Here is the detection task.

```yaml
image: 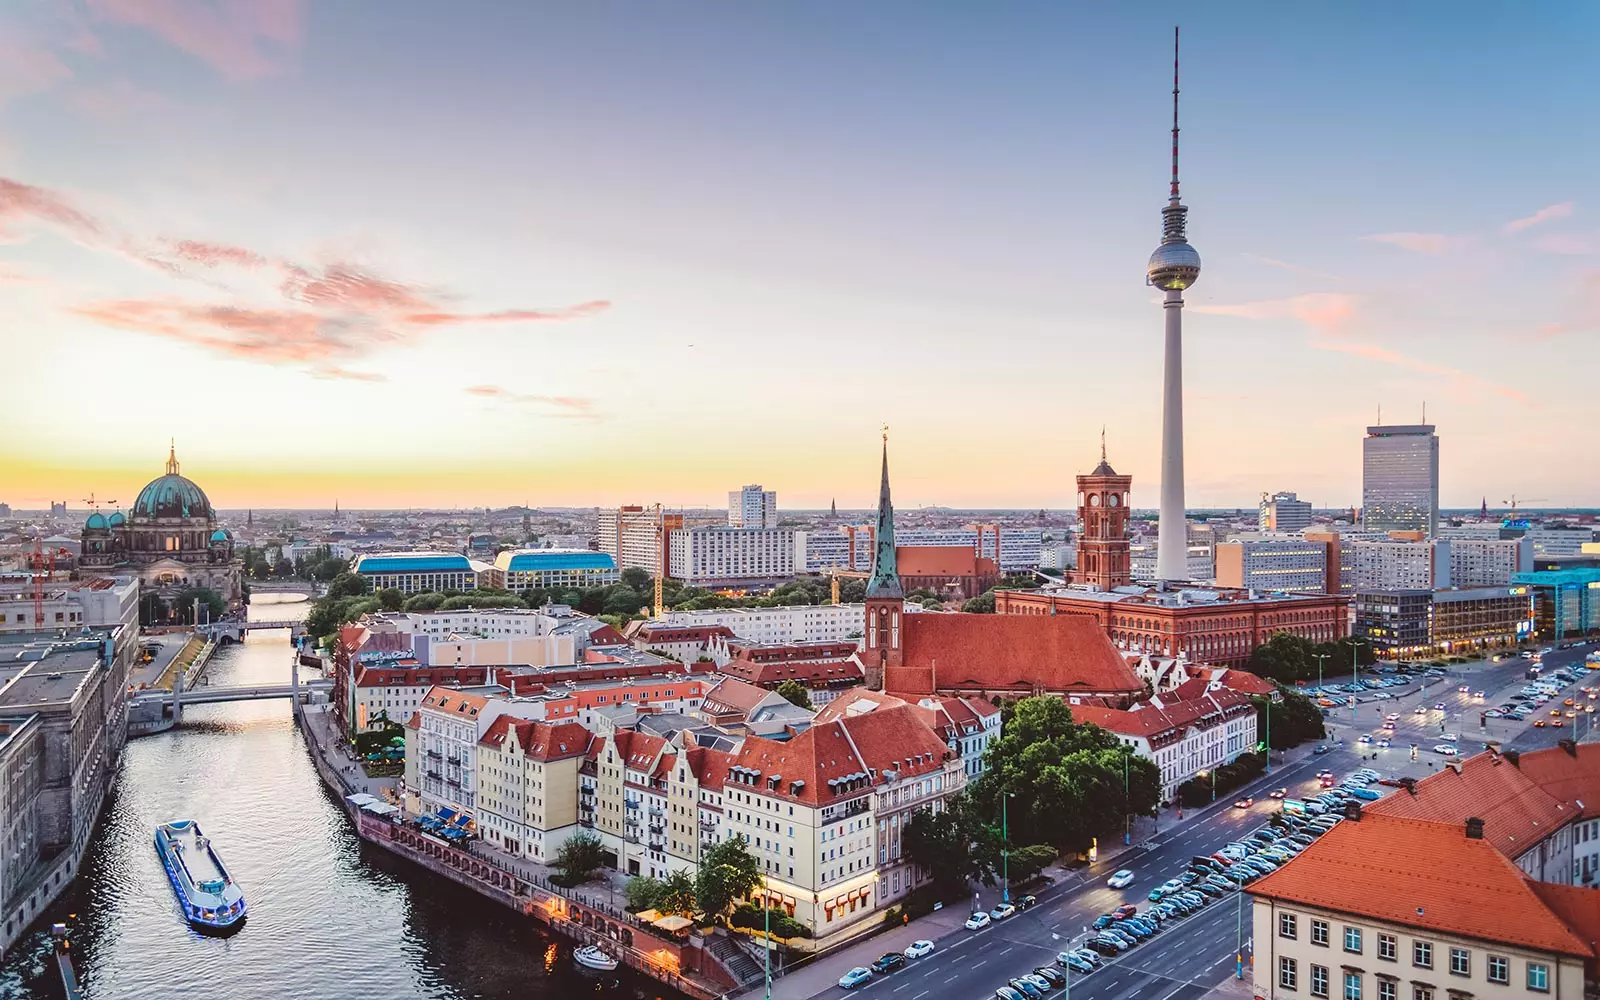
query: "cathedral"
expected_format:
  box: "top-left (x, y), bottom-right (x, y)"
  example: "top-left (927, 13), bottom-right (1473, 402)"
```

top-left (79, 444), bottom-right (244, 617)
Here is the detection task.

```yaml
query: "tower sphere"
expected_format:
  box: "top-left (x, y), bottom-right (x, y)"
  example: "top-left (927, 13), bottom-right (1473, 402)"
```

top-left (1147, 241), bottom-right (1201, 291)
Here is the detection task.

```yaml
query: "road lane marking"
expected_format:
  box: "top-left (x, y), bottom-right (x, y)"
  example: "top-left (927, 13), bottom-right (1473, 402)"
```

top-left (894, 985), bottom-right (910, 992)
top-left (912, 993), bottom-right (927, 1000)
top-left (998, 947), bottom-right (1013, 956)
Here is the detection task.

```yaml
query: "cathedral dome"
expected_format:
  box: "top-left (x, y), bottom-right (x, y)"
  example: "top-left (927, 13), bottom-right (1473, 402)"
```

top-left (210, 528), bottom-right (231, 542)
top-left (133, 474), bottom-right (214, 521)
top-left (85, 512), bottom-right (108, 531)
top-left (107, 511), bottom-right (125, 528)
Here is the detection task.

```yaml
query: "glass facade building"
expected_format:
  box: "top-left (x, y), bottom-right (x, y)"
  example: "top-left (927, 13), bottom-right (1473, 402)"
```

top-left (1362, 424), bottom-right (1439, 536)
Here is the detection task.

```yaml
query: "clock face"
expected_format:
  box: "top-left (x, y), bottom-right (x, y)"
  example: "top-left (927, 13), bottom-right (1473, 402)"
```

top-left (1089, 495), bottom-right (1101, 507)
top-left (1108, 494), bottom-right (1120, 507)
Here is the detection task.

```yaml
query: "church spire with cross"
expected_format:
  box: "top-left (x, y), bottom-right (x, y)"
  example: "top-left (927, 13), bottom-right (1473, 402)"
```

top-left (865, 426), bottom-right (902, 600)
top-left (165, 438), bottom-right (180, 476)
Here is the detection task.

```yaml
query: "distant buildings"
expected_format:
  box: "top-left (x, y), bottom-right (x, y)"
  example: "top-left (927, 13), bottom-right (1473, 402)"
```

top-left (1347, 538), bottom-right (1451, 590)
top-left (1072, 688), bottom-right (1259, 802)
top-left (667, 525), bottom-right (804, 586)
top-left (1512, 567), bottom-right (1600, 641)
top-left (492, 548), bottom-right (619, 592)
top-left (803, 525), bottom-right (1043, 575)
top-left (1449, 536), bottom-right (1533, 587)
top-left (1361, 423), bottom-right (1440, 536)
top-left (351, 552), bottom-right (494, 594)
top-left (597, 506), bottom-right (683, 576)
top-left (1351, 586), bottom-right (1534, 658)
top-left (625, 603), bottom-right (892, 649)
top-left (1215, 536), bottom-right (1328, 594)
top-left (1257, 491), bottom-right (1313, 532)
top-left (728, 484), bottom-right (778, 529)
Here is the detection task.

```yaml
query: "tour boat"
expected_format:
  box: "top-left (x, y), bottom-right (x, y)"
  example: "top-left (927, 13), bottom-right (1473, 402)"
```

top-left (154, 820), bottom-right (247, 932)
top-left (573, 944), bottom-right (619, 971)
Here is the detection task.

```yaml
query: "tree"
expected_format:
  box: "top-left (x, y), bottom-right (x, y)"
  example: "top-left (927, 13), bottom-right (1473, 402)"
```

top-left (775, 680), bottom-right (813, 710)
top-left (1007, 843), bottom-right (1059, 883)
top-left (962, 590), bottom-right (997, 614)
top-left (403, 592), bottom-right (446, 612)
top-left (311, 557), bottom-right (349, 582)
top-left (695, 837), bottom-right (762, 916)
top-left (326, 572), bottom-right (370, 600)
top-left (602, 586), bottom-right (649, 616)
top-left (660, 868), bottom-right (696, 915)
top-left (272, 557), bottom-right (295, 578)
top-left (968, 697), bottom-right (1161, 852)
top-left (626, 876), bottom-right (666, 912)
top-left (621, 567), bottom-right (652, 593)
top-left (375, 588), bottom-right (406, 612)
top-left (1257, 686), bottom-right (1327, 749)
top-left (902, 796), bottom-right (994, 894)
top-left (174, 586), bottom-right (226, 624)
top-left (554, 831), bottom-right (608, 883)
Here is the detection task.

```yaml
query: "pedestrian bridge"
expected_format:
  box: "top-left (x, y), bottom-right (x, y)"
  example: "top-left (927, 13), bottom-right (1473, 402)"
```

top-left (200, 620), bottom-right (307, 640)
top-left (131, 678), bottom-right (332, 707)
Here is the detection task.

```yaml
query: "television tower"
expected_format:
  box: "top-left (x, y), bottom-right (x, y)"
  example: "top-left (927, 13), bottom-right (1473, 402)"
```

top-left (1147, 26), bottom-right (1201, 583)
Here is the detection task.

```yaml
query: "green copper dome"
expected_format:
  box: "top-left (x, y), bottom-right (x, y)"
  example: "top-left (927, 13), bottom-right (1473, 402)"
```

top-left (133, 443), bottom-right (214, 521)
top-left (107, 511), bottom-right (126, 528)
top-left (85, 512), bottom-right (108, 530)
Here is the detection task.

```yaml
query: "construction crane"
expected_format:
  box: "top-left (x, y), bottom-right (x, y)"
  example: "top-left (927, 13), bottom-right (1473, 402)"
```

top-left (652, 503), bottom-right (666, 618)
top-left (826, 564), bottom-right (841, 606)
top-left (1502, 496), bottom-right (1549, 514)
top-left (82, 493), bottom-right (117, 512)
top-left (26, 538), bottom-right (53, 630)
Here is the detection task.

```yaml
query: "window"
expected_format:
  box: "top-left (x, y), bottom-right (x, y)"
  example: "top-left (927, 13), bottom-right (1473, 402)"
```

top-left (1377, 935), bottom-right (1397, 962)
top-left (1487, 956), bottom-right (1509, 985)
top-left (1413, 941), bottom-right (1432, 969)
top-left (1527, 963), bottom-right (1549, 992)
top-left (1379, 983), bottom-right (1396, 1000)
top-left (1311, 965), bottom-right (1330, 999)
top-left (1281, 913), bottom-right (1299, 939)
top-left (1448, 948), bottom-right (1469, 977)
top-left (1345, 927), bottom-right (1363, 953)
top-left (1281, 957), bottom-right (1299, 990)
top-left (1312, 920), bottom-right (1330, 947)
top-left (1344, 972), bottom-right (1362, 1000)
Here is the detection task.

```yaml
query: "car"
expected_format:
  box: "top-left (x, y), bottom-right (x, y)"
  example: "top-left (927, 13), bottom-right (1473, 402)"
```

top-left (1349, 787), bottom-right (1382, 801)
top-left (965, 911), bottom-right (992, 931)
top-left (1234, 797), bottom-right (1255, 808)
top-left (1113, 904), bottom-right (1139, 919)
top-left (1302, 801), bottom-right (1327, 815)
top-left (1433, 703), bottom-right (1447, 710)
top-left (1458, 685), bottom-right (1471, 693)
top-left (1358, 735), bottom-right (1373, 744)
top-left (1008, 978), bottom-right (1047, 999)
top-left (1474, 690), bottom-right (1486, 698)
top-left (1071, 949), bottom-right (1104, 968)
top-left (1023, 973), bottom-right (1058, 992)
top-left (1376, 738), bottom-right (1391, 748)
top-left (1441, 733), bottom-right (1459, 742)
top-left (1382, 721), bottom-right (1397, 730)
top-left (1567, 698), bottom-right (1577, 707)
top-left (872, 953), bottom-right (907, 974)
top-left (1018, 894), bottom-right (1039, 910)
top-left (1119, 919), bottom-right (1153, 939)
top-left (1107, 869), bottom-right (1136, 889)
top-left (1313, 744), bottom-right (1330, 755)
top-left (991, 902), bottom-right (1017, 921)
top-left (1160, 877), bottom-right (1185, 893)
top-left (995, 988), bottom-right (1027, 1000)
top-left (1034, 966), bottom-right (1067, 986)
top-left (1059, 953), bottom-right (1095, 974)
top-left (1486, 710), bottom-right (1505, 718)
top-left (1554, 709), bottom-right (1565, 717)
top-left (1148, 887), bottom-right (1169, 901)
top-left (1554, 720), bottom-right (1566, 727)
top-left (1103, 927), bottom-right (1137, 947)
top-left (1434, 744), bottom-right (1459, 755)
top-left (1534, 720), bottom-right (1548, 728)
top-left (904, 940), bottom-right (935, 959)
top-left (1385, 713), bottom-right (1400, 721)
top-left (1091, 934), bottom-right (1129, 954)
top-left (1413, 706), bottom-right (1428, 715)
top-left (839, 967), bottom-right (873, 989)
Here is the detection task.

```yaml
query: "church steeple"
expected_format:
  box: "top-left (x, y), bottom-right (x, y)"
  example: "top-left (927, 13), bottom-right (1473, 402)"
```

top-left (165, 439), bottom-right (180, 476)
top-left (865, 428), bottom-right (902, 600)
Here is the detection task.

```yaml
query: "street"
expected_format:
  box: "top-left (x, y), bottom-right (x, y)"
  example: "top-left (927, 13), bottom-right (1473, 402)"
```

top-left (795, 642), bottom-right (1597, 1000)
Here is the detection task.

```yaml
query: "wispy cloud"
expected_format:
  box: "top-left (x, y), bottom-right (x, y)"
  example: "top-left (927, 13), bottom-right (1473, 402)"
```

top-left (0, 177), bottom-right (102, 240)
top-left (0, 39), bottom-right (73, 106)
top-left (464, 385), bottom-right (599, 419)
top-left (1529, 232), bottom-right (1597, 256)
top-left (165, 238), bottom-right (268, 268)
top-left (1239, 253), bottom-right (1343, 282)
top-left (1360, 232), bottom-right (1456, 255)
top-left (86, 0), bottom-right (305, 80)
top-left (1504, 202), bottom-right (1574, 234)
top-left (1313, 340), bottom-right (1525, 402)
top-left (1191, 292), bottom-right (1359, 334)
top-left (311, 366), bottom-right (386, 383)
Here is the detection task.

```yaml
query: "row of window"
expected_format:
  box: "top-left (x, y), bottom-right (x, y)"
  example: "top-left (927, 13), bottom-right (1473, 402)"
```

top-left (1280, 914), bottom-right (1537, 987)
top-left (1279, 958), bottom-right (1544, 997)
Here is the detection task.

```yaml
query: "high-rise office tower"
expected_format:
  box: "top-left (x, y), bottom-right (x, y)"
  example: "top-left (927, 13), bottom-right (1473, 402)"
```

top-left (1362, 424), bottom-right (1440, 536)
top-left (727, 484), bottom-right (778, 529)
top-left (1147, 28), bottom-right (1201, 582)
top-left (1259, 491), bottom-right (1313, 532)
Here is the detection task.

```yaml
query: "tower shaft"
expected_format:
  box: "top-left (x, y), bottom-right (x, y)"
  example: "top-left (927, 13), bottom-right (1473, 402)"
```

top-left (1156, 288), bottom-right (1188, 582)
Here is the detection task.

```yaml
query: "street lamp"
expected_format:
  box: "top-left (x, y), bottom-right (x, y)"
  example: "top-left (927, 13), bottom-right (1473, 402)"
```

top-left (1349, 638), bottom-right (1370, 718)
top-left (1312, 652), bottom-right (1330, 694)
top-left (1235, 875), bottom-right (1246, 980)
top-left (1002, 792), bottom-right (1015, 903)
top-left (1123, 755), bottom-right (1131, 846)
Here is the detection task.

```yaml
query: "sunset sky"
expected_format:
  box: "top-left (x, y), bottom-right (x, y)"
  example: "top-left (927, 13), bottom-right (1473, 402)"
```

top-left (3, 2), bottom-right (1596, 512)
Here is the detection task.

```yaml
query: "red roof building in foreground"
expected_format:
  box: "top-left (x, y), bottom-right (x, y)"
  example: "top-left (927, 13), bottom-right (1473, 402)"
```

top-left (852, 436), bottom-right (1143, 706)
top-left (1249, 809), bottom-right (1596, 1000)
top-left (1070, 688), bottom-right (1257, 801)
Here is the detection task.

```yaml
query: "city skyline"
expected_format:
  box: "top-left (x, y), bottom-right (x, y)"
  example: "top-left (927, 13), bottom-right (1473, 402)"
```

top-left (3, 3), bottom-right (1597, 510)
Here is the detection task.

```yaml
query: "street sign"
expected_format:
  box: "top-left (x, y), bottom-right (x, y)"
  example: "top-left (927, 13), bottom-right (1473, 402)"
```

top-left (1282, 799), bottom-right (1306, 816)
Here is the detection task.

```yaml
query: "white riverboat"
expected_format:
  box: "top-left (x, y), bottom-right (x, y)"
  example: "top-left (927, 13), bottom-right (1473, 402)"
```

top-left (573, 944), bottom-right (619, 971)
top-left (154, 820), bottom-right (247, 932)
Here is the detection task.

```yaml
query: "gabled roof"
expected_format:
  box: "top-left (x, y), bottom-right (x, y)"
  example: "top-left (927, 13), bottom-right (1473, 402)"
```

top-left (1071, 689), bottom-right (1253, 745)
top-left (1250, 812), bottom-right (1594, 958)
top-left (890, 612), bottom-right (1142, 696)
top-left (611, 729), bottom-right (668, 772)
top-left (727, 703), bottom-right (951, 808)
top-left (701, 676), bottom-right (775, 718)
top-left (421, 686), bottom-right (488, 718)
top-left (721, 657), bottom-right (863, 688)
top-left (896, 545), bottom-right (981, 577)
top-left (1366, 748), bottom-right (1578, 858)
top-left (685, 746), bottom-right (735, 791)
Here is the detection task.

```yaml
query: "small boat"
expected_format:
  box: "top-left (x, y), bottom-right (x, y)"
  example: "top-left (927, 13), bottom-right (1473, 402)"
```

top-left (573, 944), bottom-right (619, 971)
top-left (154, 820), bottom-right (247, 932)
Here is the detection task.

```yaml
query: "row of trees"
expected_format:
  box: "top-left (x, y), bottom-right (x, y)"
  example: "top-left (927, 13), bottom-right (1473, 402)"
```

top-left (1174, 750), bottom-right (1266, 808)
top-left (1257, 686), bottom-right (1327, 750)
top-left (239, 544), bottom-right (349, 583)
top-left (1247, 632), bottom-right (1377, 685)
top-left (555, 833), bottom-right (770, 926)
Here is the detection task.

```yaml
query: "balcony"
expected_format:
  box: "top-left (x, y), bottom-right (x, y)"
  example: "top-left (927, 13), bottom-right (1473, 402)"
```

top-left (625, 800), bottom-right (640, 810)
top-left (446, 777), bottom-right (460, 787)
top-left (426, 749), bottom-right (442, 759)
top-left (648, 805), bottom-right (664, 817)
top-left (425, 769), bottom-right (441, 781)
top-left (446, 755), bottom-right (461, 766)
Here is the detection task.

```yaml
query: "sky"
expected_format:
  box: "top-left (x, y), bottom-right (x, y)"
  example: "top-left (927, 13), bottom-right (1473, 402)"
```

top-left (2, 2), bottom-right (1597, 513)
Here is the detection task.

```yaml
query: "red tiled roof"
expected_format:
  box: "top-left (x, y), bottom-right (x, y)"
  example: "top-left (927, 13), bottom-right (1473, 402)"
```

top-left (610, 729), bottom-right (668, 771)
top-left (356, 664), bottom-right (482, 688)
top-left (1250, 812), bottom-right (1593, 958)
top-left (701, 676), bottom-right (773, 717)
top-left (1530, 882), bottom-right (1600, 974)
top-left (727, 704), bottom-right (951, 808)
top-left (585, 624), bottom-right (627, 646)
top-left (522, 720), bottom-right (594, 762)
top-left (1515, 743), bottom-right (1600, 821)
top-left (421, 686), bottom-right (488, 718)
top-left (1071, 689), bottom-right (1253, 745)
top-left (888, 612), bottom-right (1142, 696)
top-left (686, 746), bottom-right (734, 791)
top-left (1366, 749), bottom-right (1576, 858)
top-left (721, 657), bottom-right (864, 689)
top-left (896, 546), bottom-right (980, 577)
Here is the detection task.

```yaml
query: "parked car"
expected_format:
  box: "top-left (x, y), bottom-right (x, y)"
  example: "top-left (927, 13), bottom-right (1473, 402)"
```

top-left (1107, 869), bottom-right (1136, 889)
top-left (905, 939), bottom-right (935, 959)
top-left (965, 911), bottom-right (992, 931)
top-left (839, 967), bottom-right (873, 989)
top-left (1059, 953), bottom-right (1095, 973)
top-left (1034, 965), bottom-right (1068, 986)
top-left (990, 902), bottom-right (1017, 921)
top-left (1008, 977), bottom-right (1047, 999)
top-left (1113, 904), bottom-right (1139, 919)
top-left (872, 953), bottom-right (907, 974)
top-left (1018, 894), bottom-right (1039, 911)
top-left (995, 987), bottom-right (1027, 1000)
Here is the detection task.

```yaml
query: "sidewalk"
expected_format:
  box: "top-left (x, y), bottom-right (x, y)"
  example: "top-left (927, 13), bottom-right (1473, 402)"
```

top-left (301, 704), bottom-right (398, 799)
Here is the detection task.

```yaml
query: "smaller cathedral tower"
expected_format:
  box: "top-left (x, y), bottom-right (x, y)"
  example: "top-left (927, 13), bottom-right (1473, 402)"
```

top-left (863, 428), bottom-right (904, 689)
top-left (1074, 432), bottom-right (1133, 592)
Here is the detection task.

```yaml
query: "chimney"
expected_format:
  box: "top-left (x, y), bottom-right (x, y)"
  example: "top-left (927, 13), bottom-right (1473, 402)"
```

top-left (1343, 801), bottom-right (1362, 822)
top-left (1560, 739), bottom-right (1578, 758)
top-left (1400, 777), bottom-right (1417, 796)
top-left (1465, 817), bottom-right (1485, 840)
top-left (1504, 750), bottom-right (1521, 768)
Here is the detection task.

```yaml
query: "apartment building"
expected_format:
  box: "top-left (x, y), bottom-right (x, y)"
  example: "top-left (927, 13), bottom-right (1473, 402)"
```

top-left (0, 574), bottom-right (139, 636)
top-left (1450, 537), bottom-right (1534, 587)
top-left (405, 685), bottom-right (548, 819)
top-left (1259, 492), bottom-right (1314, 533)
top-left (629, 604), bottom-right (907, 648)
top-left (803, 526), bottom-right (1045, 574)
top-left (729, 485), bottom-right (778, 529)
top-left (1250, 810), bottom-right (1595, 1000)
top-left (667, 526), bottom-right (804, 585)
top-left (1071, 688), bottom-right (1259, 802)
top-left (815, 688), bottom-right (1001, 781)
top-left (475, 718), bottom-right (592, 862)
top-left (597, 506), bottom-right (684, 575)
top-left (1347, 539), bottom-right (1452, 591)
top-left (1216, 537), bottom-right (1328, 594)
top-left (708, 638), bottom-right (865, 706)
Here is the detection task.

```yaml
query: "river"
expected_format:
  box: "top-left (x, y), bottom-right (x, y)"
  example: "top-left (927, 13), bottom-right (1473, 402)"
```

top-left (0, 595), bottom-right (668, 1000)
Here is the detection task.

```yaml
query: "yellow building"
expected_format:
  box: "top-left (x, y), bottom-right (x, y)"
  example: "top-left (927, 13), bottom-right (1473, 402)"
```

top-left (475, 717), bottom-right (594, 863)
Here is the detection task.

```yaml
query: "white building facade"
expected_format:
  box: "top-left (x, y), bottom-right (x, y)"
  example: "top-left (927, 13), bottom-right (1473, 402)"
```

top-left (1347, 539), bottom-right (1451, 591)
top-left (667, 526), bottom-right (805, 585)
top-left (1449, 537), bottom-right (1533, 587)
top-left (728, 485), bottom-right (778, 529)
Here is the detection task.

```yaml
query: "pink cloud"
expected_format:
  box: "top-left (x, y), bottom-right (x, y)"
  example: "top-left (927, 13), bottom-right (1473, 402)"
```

top-left (167, 239), bottom-right (267, 268)
top-left (281, 262), bottom-right (435, 313)
top-left (311, 367), bottom-right (386, 383)
top-left (1530, 232), bottom-right (1598, 256)
top-left (67, 78), bottom-right (173, 118)
top-left (1191, 292), bottom-right (1358, 334)
top-left (406, 301), bottom-right (611, 326)
top-left (464, 385), bottom-right (598, 419)
top-left (87, 0), bottom-right (304, 80)
top-left (68, 298), bottom-right (337, 361)
top-left (1360, 232), bottom-right (1455, 255)
top-left (1314, 340), bottom-right (1525, 402)
top-left (1239, 253), bottom-right (1343, 282)
top-left (1504, 202), bottom-right (1574, 234)
top-left (0, 40), bottom-right (73, 105)
top-left (0, 177), bottom-right (102, 239)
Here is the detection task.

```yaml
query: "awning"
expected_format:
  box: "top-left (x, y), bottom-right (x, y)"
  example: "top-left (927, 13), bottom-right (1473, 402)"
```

top-left (654, 915), bottom-right (693, 932)
top-left (635, 909), bottom-right (664, 923)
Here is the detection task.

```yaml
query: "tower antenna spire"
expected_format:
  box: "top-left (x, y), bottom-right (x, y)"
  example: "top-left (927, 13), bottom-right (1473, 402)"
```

top-left (1170, 25), bottom-right (1181, 203)
top-left (1101, 425), bottom-right (1107, 464)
